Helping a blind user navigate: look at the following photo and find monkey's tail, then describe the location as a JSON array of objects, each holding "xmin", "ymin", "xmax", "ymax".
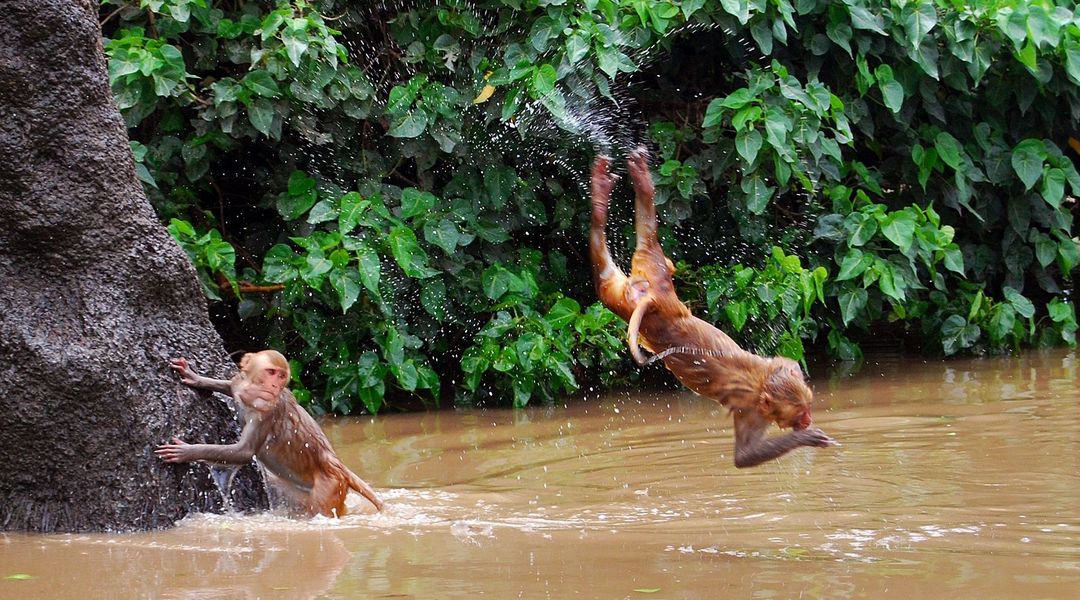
[
  {"xmin": 345, "ymin": 466, "xmax": 385, "ymax": 512},
  {"xmin": 638, "ymin": 345, "xmax": 730, "ymax": 366}
]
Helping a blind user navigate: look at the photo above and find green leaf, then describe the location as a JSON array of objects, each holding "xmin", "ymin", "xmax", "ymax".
[
  {"xmin": 901, "ymin": 0, "xmax": 937, "ymax": 48},
  {"xmin": 329, "ymin": 268, "xmax": 360, "ymax": 313},
  {"xmin": 943, "ymin": 245, "xmax": 965, "ymax": 275},
  {"xmin": 511, "ymin": 376, "xmax": 533, "ymax": 408},
  {"xmin": 484, "ymin": 166, "xmax": 518, "ymax": 209},
  {"xmin": 1060, "ymin": 239, "xmax": 1080, "ymax": 274},
  {"xmin": 307, "ymin": 199, "xmax": 337, "ymax": 224},
  {"xmin": 355, "ymin": 243, "xmax": 381, "ymax": 295},
  {"xmin": 482, "ymin": 265, "xmax": 517, "ymax": 300},
  {"xmin": 702, "ymin": 98, "xmax": 727, "ymax": 128},
  {"xmin": 338, "ymin": 192, "xmax": 366, "ymax": 234},
  {"xmin": 108, "ymin": 51, "xmax": 140, "ymax": 80},
  {"xmin": 282, "ymin": 28, "xmax": 309, "ymax": 67},
  {"xmin": 204, "ymin": 240, "xmax": 235, "ymax": 272},
  {"xmin": 4, "ymin": 574, "xmax": 34, "ymax": 580},
  {"xmin": 942, "ymin": 314, "xmax": 981, "ymax": 355},
  {"xmin": 242, "ymin": 70, "xmax": 280, "ymax": 97},
  {"xmin": 1003, "ymin": 287, "xmax": 1035, "ymax": 319},
  {"xmin": 719, "ymin": 0, "xmax": 751, "ymax": 24},
  {"xmin": 533, "ymin": 63, "xmax": 557, "ymax": 96},
  {"xmin": 247, "ymin": 97, "xmax": 275, "ymax": 136},
  {"xmin": 401, "ymin": 188, "xmax": 437, "ymax": 219},
  {"xmin": 879, "ymin": 80, "xmax": 905, "ymax": 113},
  {"xmin": 288, "ymin": 170, "xmax": 316, "ymax": 195},
  {"xmin": 934, "ymin": 132, "xmax": 963, "ymax": 171},
  {"xmin": 545, "ymin": 297, "xmax": 581, "ymax": 329},
  {"xmin": 493, "ymin": 346, "xmax": 517, "ymax": 372},
  {"xmin": 725, "ymin": 301, "xmax": 749, "ymax": 332},
  {"xmin": 1048, "ymin": 297, "xmax": 1076, "ymax": 324},
  {"xmin": 742, "ymin": 175, "xmax": 773, "ymax": 214},
  {"xmin": 996, "ymin": 8, "xmax": 1027, "ymax": 48},
  {"xmin": 988, "ymin": 304, "xmax": 1016, "ymax": 341},
  {"xmin": 1011, "ymin": 139, "xmax": 1045, "ymax": 190},
  {"xmin": 566, "ymin": 32, "xmax": 589, "ymax": 64},
  {"xmin": 838, "ymin": 288, "xmax": 868, "ymax": 326},
  {"xmin": 719, "ymin": 88, "xmax": 756, "ymax": 110},
  {"xmin": 1016, "ymin": 40, "xmax": 1037, "ymax": 72},
  {"xmin": 276, "ymin": 189, "xmax": 317, "ymax": 222},
  {"xmin": 1035, "ymin": 234, "xmax": 1057, "ymax": 267},
  {"xmin": 763, "ymin": 111, "xmax": 790, "ymax": 149},
  {"xmin": 424, "ymin": 219, "xmax": 462, "ymax": 255},
  {"xmin": 881, "ymin": 212, "xmax": 916, "ymax": 252},
  {"xmin": 634, "ymin": 589, "xmax": 661, "ymax": 594},
  {"xmin": 388, "ymin": 226, "xmax": 434, "ymax": 278},
  {"xmin": 301, "ymin": 250, "xmax": 333, "ymax": 287},
  {"xmin": 848, "ymin": 4, "xmax": 885, "ymax": 35},
  {"xmin": 1065, "ymin": 39, "xmax": 1080, "ymax": 85},
  {"xmin": 835, "ymin": 249, "xmax": 870, "ymax": 281},
  {"xmin": 168, "ymin": 218, "xmax": 196, "ymax": 239},
  {"xmin": 828, "ymin": 330, "xmax": 862, "ymax": 361},
  {"xmin": 735, "ymin": 129, "xmax": 763, "ymax": 164},
  {"xmin": 391, "ymin": 359, "xmax": 419, "ymax": 391},
  {"xmin": 387, "ymin": 110, "xmax": 429, "ymax": 138},
  {"xmin": 1041, "ymin": 167, "xmax": 1066, "ymax": 208},
  {"xmin": 846, "ymin": 213, "xmax": 878, "ymax": 246},
  {"xmin": 776, "ymin": 332, "xmax": 805, "ymax": 362},
  {"xmin": 421, "ymin": 278, "xmax": 448, "ymax": 321},
  {"xmin": 732, "ymin": 105, "xmax": 762, "ymax": 131},
  {"xmin": 262, "ymin": 244, "xmax": 298, "ymax": 283}
]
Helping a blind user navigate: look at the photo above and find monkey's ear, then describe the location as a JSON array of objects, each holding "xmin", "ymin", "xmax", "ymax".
[
  {"xmin": 239, "ymin": 353, "xmax": 254, "ymax": 372},
  {"xmin": 756, "ymin": 391, "xmax": 774, "ymax": 417}
]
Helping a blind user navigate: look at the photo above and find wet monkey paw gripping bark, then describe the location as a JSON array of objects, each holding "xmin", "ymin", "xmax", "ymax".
[
  {"xmin": 589, "ymin": 149, "xmax": 836, "ymax": 467},
  {"xmin": 157, "ymin": 351, "xmax": 385, "ymax": 516}
]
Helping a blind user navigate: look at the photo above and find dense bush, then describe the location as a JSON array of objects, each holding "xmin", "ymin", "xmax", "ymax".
[{"xmin": 101, "ymin": 0, "xmax": 1079, "ymax": 412}]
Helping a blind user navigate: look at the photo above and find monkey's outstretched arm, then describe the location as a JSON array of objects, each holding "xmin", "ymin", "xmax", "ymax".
[
  {"xmin": 732, "ymin": 410, "xmax": 834, "ymax": 468},
  {"xmin": 170, "ymin": 357, "xmax": 233, "ymax": 395},
  {"xmin": 156, "ymin": 416, "xmax": 269, "ymax": 465}
]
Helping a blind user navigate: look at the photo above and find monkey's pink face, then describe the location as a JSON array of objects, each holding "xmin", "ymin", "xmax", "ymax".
[{"xmin": 258, "ymin": 366, "xmax": 288, "ymax": 395}]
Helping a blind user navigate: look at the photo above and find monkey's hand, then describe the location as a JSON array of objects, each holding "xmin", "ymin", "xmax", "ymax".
[
  {"xmin": 626, "ymin": 147, "xmax": 655, "ymax": 196},
  {"xmin": 170, "ymin": 358, "xmax": 201, "ymax": 387},
  {"xmin": 793, "ymin": 427, "xmax": 837, "ymax": 448},
  {"xmin": 591, "ymin": 155, "xmax": 618, "ymax": 202},
  {"xmin": 235, "ymin": 383, "xmax": 278, "ymax": 412},
  {"xmin": 155, "ymin": 437, "xmax": 196, "ymax": 463}
]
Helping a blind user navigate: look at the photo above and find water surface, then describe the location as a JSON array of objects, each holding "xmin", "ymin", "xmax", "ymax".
[{"xmin": 2, "ymin": 350, "xmax": 1078, "ymax": 598}]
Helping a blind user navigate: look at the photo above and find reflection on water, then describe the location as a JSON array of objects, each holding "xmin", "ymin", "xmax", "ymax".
[{"xmin": 3, "ymin": 350, "xmax": 1079, "ymax": 598}]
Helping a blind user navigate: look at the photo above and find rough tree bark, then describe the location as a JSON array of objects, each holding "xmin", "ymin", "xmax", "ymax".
[{"xmin": 0, "ymin": 0, "xmax": 266, "ymax": 532}]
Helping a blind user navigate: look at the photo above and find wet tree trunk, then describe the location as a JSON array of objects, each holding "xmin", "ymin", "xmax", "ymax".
[{"xmin": 0, "ymin": 0, "xmax": 266, "ymax": 532}]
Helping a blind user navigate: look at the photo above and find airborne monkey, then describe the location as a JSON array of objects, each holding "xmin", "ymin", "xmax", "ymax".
[{"xmin": 589, "ymin": 150, "xmax": 835, "ymax": 467}]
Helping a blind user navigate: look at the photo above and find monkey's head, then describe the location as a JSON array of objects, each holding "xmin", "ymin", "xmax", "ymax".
[
  {"xmin": 240, "ymin": 350, "xmax": 291, "ymax": 396},
  {"xmin": 758, "ymin": 357, "xmax": 814, "ymax": 430}
]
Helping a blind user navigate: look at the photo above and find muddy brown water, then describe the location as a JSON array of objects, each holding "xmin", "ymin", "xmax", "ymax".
[{"xmin": 2, "ymin": 350, "xmax": 1079, "ymax": 599}]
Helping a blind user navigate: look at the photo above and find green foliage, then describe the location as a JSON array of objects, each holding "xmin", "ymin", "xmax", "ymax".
[
  {"xmin": 676, "ymin": 247, "xmax": 829, "ymax": 364},
  {"xmin": 102, "ymin": 0, "xmax": 1080, "ymax": 412},
  {"xmin": 167, "ymin": 218, "xmax": 236, "ymax": 301},
  {"xmin": 462, "ymin": 295, "xmax": 625, "ymax": 408}
]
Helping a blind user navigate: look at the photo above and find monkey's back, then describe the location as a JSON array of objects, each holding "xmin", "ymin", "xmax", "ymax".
[{"xmin": 257, "ymin": 390, "xmax": 338, "ymax": 489}]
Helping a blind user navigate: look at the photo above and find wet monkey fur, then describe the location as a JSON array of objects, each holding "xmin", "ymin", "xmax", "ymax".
[
  {"xmin": 589, "ymin": 150, "xmax": 835, "ymax": 467},
  {"xmin": 157, "ymin": 350, "xmax": 384, "ymax": 516}
]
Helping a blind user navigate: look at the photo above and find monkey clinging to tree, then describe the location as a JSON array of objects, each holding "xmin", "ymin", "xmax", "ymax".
[{"xmin": 156, "ymin": 350, "xmax": 385, "ymax": 516}]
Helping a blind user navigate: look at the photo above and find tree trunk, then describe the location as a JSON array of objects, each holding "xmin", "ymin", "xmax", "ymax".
[{"xmin": 0, "ymin": 0, "xmax": 266, "ymax": 532}]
